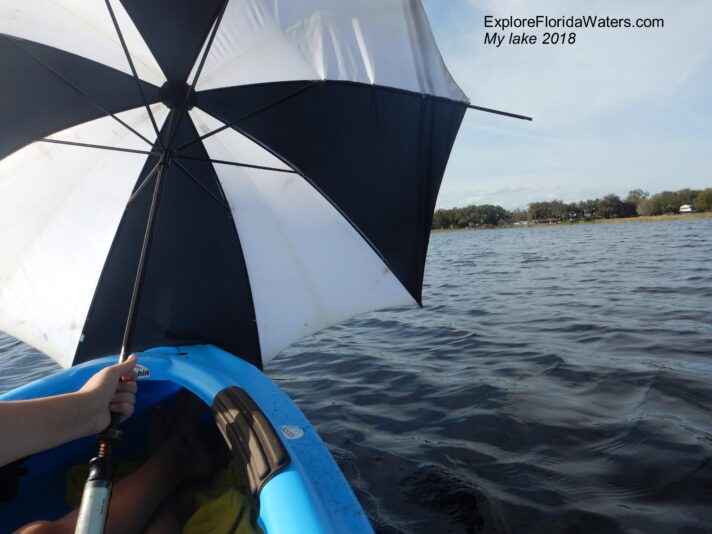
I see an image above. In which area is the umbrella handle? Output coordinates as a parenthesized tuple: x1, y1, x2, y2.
(74, 397, 124, 533)
(74, 419, 122, 534)
(74, 461, 113, 534)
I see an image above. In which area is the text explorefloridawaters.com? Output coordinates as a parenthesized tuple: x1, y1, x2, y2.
(483, 15, 664, 47)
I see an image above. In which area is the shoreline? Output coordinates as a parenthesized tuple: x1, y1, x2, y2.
(431, 212, 712, 232)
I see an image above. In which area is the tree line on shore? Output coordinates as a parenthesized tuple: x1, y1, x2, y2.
(431, 188, 712, 229)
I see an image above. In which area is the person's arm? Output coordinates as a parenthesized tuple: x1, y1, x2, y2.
(0, 355, 138, 467)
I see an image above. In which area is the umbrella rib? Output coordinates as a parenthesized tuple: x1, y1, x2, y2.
(467, 104, 532, 121)
(168, 0, 230, 150)
(187, 0, 230, 93)
(174, 154, 296, 174)
(126, 160, 161, 205)
(38, 138, 159, 156)
(3, 35, 155, 147)
(175, 81, 321, 151)
(104, 0, 164, 147)
(172, 159, 230, 210)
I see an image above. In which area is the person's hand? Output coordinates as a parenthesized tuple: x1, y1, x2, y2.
(79, 355, 138, 433)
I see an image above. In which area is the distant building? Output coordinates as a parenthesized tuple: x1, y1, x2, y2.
(531, 218, 561, 224)
(679, 204, 696, 213)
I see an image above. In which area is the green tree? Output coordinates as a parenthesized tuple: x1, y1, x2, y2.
(566, 203, 582, 220)
(657, 191, 682, 214)
(578, 199, 599, 219)
(598, 195, 621, 219)
(476, 204, 508, 226)
(626, 189, 649, 205)
(432, 209, 453, 229)
(640, 191, 682, 215)
(637, 197, 657, 216)
(625, 189, 649, 215)
(551, 200, 569, 219)
(528, 200, 568, 221)
(527, 202, 542, 221)
(695, 188, 712, 212)
(597, 194, 636, 219)
(458, 205, 479, 227)
(432, 204, 513, 229)
(509, 208, 528, 222)
(677, 188, 701, 206)
(598, 194, 619, 218)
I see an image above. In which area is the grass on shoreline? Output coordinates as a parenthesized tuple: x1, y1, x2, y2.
(581, 212, 712, 224)
(432, 211, 712, 232)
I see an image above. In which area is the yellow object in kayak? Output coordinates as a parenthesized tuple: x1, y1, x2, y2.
(180, 461, 258, 534)
(67, 459, 259, 534)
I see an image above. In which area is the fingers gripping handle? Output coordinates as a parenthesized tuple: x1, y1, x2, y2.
(100, 355, 129, 453)
(105, 350, 132, 433)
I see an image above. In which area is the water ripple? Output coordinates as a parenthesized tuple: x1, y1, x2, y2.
(2, 218, 712, 532)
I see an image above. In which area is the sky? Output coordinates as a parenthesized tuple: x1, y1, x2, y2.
(421, 0, 712, 210)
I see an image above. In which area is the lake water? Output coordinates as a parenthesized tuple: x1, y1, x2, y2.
(2, 218, 712, 533)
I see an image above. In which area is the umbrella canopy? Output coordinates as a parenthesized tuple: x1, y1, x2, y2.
(0, 0, 468, 370)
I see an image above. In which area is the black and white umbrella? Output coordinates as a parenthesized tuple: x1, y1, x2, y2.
(0, 0, 477, 370)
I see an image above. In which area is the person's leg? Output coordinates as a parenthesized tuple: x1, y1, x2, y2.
(16, 437, 183, 534)
(13, 521, 60, 534)
(142, 493, 181, 534)
(16, 395, 213, 534)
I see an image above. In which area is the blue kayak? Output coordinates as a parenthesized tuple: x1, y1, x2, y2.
(0, 345, 373, 534)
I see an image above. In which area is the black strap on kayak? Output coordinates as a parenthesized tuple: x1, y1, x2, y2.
(212, 387, 290, 498)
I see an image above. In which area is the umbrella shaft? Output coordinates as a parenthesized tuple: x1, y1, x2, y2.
(119, 134, 174, 361)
